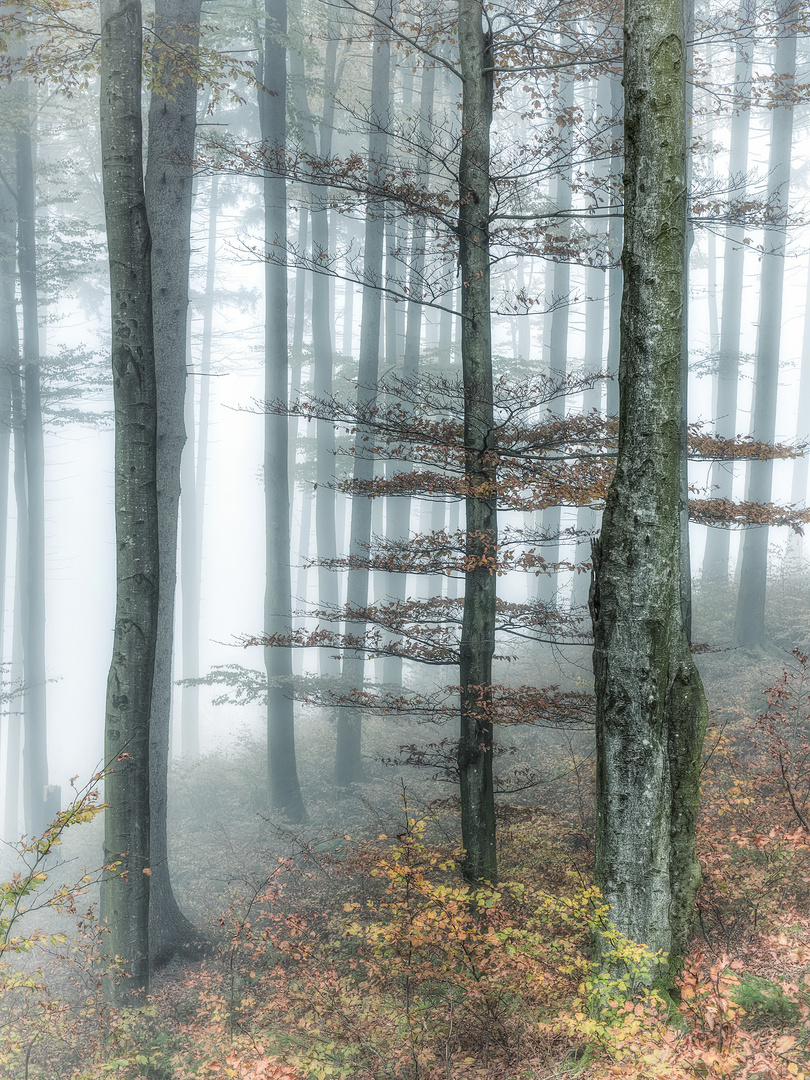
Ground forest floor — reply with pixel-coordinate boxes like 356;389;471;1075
4;572;810;1078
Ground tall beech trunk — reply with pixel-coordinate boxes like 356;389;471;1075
337;2;390;786
260;0;304;820
733;0;796;649
702;0;754;583
457;0;496;885
100;0;159;1000
15;81;48;837
144;0;204;967
590;0;707;976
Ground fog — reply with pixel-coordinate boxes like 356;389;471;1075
2;0;810;1070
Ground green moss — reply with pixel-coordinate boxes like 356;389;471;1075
732;974;801;1027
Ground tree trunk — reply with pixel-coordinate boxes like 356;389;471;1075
733;0;796;650
572;74;610;611
260;0;304;821
144;0;205;967
538;58;573;605
457;0;496;885
788;248;810;558
702;0;754;583
590;0;707;978
100;0;159;1000
382;61;435;686
4;553;24;841
0;217;18;839
336;2;390;786
605;71;622;421
15;79;48;837
181;173;219;760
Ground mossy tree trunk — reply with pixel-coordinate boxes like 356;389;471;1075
100;0;159;1001
590;0;708;978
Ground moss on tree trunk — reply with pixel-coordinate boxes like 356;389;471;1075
590;0;707;979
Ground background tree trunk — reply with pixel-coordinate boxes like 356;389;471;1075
733;0;797;649
260;0;304;821
701;0;754;583
336;2;391;786
16;77;48;837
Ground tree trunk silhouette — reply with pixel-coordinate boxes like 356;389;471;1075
16;77;48;837
702;0;754;583
181;174;219;760
733;0;796;650
260;0;305;821
382;61;435;687
337;1;391;786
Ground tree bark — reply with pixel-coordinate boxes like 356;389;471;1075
100;0;159;1000
590;0;707;977
733;0;796;649
260;0;304;820
457;0;496;885
144;0;205;968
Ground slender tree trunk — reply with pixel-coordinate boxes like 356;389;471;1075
100;0;159;1000
590;0;707;977
538;59;573;605
788;248;810;559
260;0;304;820
572;74;610;610
0;222;18;839
289;42;342;678
382;61;435;686
702;0;754;583
605;72;622;421
15;79;48;837
181;173;219;760
336;2;390;786
733;0;797;650
4;552;23;840
144;0;204;967
457;0;496;885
